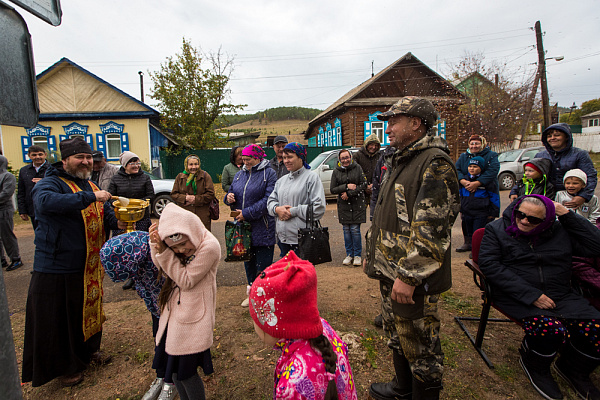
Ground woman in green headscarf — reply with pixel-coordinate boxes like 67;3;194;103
171;154;216;231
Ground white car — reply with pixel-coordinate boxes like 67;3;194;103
145;172;175;217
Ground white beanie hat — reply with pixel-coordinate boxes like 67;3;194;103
563;169;587;185
119;151;139;168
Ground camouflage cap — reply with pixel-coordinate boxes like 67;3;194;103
377;96;438;128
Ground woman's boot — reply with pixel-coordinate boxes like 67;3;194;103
455;236;472;252
519;339;563;400
553;342;600;400
368;350;412;400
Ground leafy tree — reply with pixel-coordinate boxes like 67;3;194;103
446;51;539;143
560;98;600;125
149;38;245;149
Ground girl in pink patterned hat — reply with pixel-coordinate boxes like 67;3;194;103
249;250;357;400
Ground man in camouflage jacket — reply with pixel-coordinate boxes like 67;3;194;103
364;97;460;400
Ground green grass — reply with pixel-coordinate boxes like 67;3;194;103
440;291;481;317
359;328;380;368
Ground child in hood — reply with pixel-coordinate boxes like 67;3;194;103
100;232;172;400
149;203;221;400
555;168;600;224
509;158;555;201
458;156;500;251
249;251;357;400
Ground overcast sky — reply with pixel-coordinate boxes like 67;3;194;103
16;0;600;114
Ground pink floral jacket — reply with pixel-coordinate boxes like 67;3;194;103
272;319;357;400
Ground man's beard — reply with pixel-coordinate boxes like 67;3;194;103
65;164;91;180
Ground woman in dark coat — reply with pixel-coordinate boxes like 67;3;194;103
330;149;367;267
479;195;600;400
224;144;277;306
108;151;155;234
171;154;216;231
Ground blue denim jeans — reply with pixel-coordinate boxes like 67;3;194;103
244;245;275;285
278;242;299;259
342;224;362;257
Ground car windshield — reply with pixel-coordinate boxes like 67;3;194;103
143;171;160;180
498;150;521;162
309;153;329;169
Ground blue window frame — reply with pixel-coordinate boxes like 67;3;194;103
21;124;57;162
97;121;129;161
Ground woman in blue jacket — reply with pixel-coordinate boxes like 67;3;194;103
224;144;277;307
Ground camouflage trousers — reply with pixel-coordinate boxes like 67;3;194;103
379;280;444;382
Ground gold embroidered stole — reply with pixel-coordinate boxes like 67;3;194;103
60;177;106;341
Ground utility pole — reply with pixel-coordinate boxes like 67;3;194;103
138;71;144;103
535;21;551;129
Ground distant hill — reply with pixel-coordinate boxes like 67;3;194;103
218;106;322;127
218;119;310;140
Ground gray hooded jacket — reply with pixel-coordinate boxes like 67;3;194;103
0;156;16;211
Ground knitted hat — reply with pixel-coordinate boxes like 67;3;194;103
119;151;139;167
524;162;543;176
249;251;322;340
468;156;485;169
60;137;92;159
563;168;587;185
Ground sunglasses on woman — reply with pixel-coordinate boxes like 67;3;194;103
515;210;544;225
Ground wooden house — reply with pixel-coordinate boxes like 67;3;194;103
0;58;173;173
304;53;468;160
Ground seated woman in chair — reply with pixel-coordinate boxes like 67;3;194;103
479;194;600;400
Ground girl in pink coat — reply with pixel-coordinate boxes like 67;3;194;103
149;203;220;400
249;251;357;400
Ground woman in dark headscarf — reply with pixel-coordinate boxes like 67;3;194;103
221;146;242;192
171;154;216;231
479;195;600;400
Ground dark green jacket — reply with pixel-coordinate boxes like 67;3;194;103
365;134;460;295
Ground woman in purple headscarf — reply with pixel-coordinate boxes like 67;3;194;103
479;195;600;400
224;144;277;307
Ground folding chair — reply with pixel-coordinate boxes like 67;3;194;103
454;227;518;369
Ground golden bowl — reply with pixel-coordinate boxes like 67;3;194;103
113;199;150;232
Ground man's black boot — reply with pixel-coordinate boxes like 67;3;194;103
519;339;563;400
6;259;23;271
412;377;442;400
553;342;600;400
369;351;412;400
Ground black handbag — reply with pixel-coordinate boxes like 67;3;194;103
297;205;332;265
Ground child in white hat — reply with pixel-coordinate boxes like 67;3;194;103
555;169;600;224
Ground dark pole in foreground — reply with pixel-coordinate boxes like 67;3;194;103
0;267;22;399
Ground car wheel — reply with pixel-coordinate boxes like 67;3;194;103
153;194;173;217
498;172;515;191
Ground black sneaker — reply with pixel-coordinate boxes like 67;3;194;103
6;260;23;272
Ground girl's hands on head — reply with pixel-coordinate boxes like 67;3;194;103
149;222;167;253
